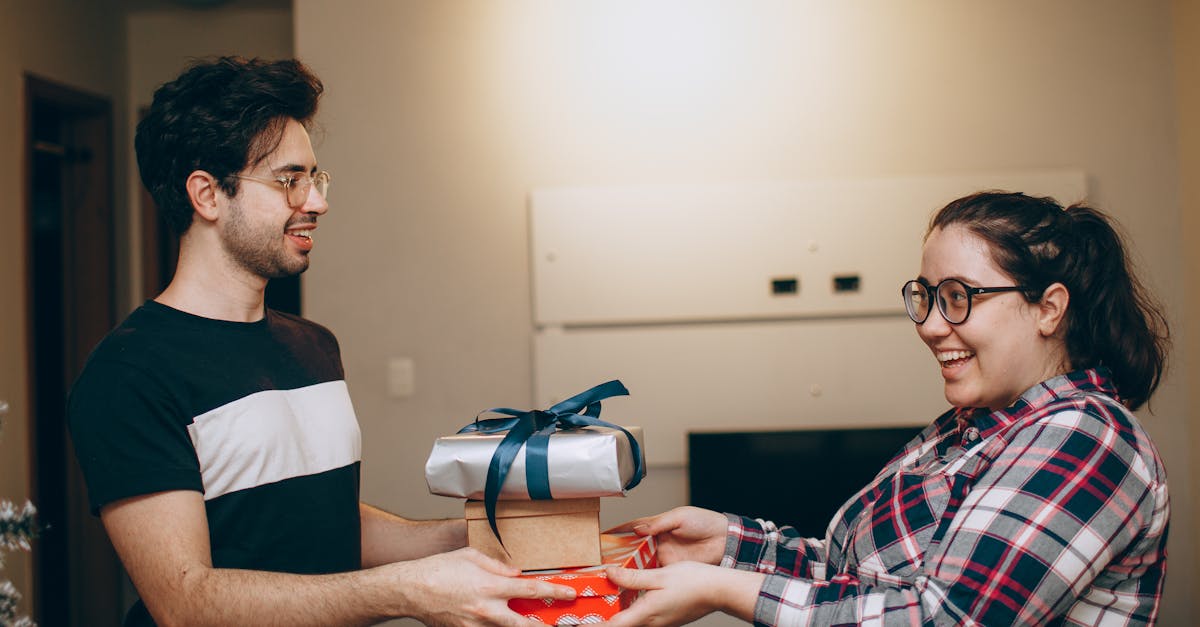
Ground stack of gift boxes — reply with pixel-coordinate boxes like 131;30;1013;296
424;380;656;625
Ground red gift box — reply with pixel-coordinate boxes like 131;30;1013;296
509;532;657;625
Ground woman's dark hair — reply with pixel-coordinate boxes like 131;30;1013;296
928;191;1169;410
135;56;324;236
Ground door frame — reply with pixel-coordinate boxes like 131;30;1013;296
24;73;123;627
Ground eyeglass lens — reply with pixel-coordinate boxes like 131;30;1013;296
903;281;930;322
903;279;972;324
288;173;331;207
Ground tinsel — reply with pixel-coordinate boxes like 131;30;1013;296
0;404;36;627
0;580;19;623
0;533;35;627
0;503;36;555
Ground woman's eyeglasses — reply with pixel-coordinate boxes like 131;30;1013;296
902;278;1031;325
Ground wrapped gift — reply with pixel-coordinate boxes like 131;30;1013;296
509;532;657;625
425;425;645;500
466;498;601;570
426;380;645;546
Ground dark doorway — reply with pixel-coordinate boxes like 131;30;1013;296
26;75;123;627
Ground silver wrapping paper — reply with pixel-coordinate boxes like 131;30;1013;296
425;426;645;500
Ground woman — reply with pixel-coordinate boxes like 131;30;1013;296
606;191;1171;626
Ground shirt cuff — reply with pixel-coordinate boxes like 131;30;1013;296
754;572;815;627
722;512;768;571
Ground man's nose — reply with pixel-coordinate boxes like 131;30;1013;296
301;182;328;215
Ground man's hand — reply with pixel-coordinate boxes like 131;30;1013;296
606;506;728;565
603;562;764;627
396;547;576;627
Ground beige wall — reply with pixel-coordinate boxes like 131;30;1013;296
298;1;1195;624
1174;0;1200;605
0;0;127;615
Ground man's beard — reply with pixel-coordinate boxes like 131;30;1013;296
221;199;310;279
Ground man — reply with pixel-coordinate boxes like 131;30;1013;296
67;56;574;626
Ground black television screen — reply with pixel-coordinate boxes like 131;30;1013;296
688;426;923;539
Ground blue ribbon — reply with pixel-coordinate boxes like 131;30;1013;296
457;379;643;545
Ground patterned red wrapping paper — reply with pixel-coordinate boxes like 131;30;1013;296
509;532;658;625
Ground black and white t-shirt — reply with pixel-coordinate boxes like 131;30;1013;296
68;300;362;624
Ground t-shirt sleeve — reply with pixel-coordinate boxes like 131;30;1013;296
67;358;204;514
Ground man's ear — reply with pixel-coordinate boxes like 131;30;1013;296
185;171;223;222
1037;282;1070;336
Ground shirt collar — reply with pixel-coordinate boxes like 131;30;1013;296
951;367;1120;440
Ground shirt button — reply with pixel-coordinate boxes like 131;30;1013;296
964;427;981;443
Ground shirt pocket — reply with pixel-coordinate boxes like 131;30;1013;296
848;469;956;580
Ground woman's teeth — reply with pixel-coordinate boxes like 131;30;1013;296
937;350;975;365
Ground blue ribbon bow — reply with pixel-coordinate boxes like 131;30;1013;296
457;379;643;545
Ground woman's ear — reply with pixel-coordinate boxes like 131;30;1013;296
185;170;222;223
1037;282;1070;336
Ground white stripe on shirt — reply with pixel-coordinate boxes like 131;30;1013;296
187;380;361;500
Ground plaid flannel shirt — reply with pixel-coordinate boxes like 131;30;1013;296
723;368;1169;626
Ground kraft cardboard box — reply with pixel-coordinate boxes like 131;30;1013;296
465;498;601;571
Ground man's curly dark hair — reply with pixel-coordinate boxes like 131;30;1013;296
135;56;324;236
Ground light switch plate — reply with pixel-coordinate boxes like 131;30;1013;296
387;357;415;398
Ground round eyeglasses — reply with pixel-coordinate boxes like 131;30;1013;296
233;170;332;208
902;278;1032;325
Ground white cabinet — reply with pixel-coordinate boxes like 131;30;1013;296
532;171;1086;326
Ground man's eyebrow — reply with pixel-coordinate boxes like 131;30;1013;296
272;163;318;174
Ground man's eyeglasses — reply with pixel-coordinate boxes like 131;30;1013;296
233;170;332;208
902;278;1032;325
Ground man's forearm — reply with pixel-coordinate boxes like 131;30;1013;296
360;502;467;568
154;561;421;627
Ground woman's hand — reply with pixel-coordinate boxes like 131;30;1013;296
603;562;765;627
607;506;729;566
